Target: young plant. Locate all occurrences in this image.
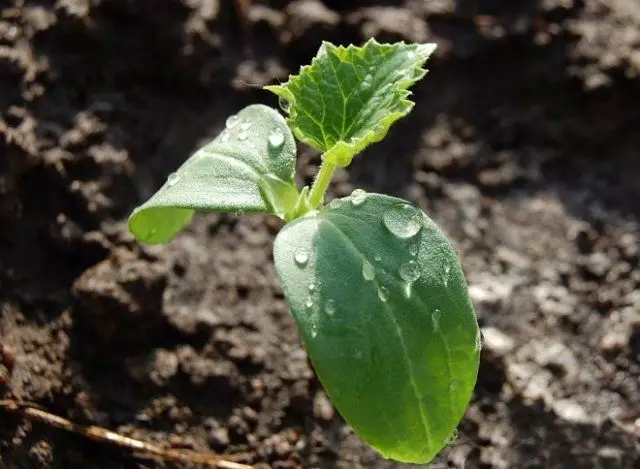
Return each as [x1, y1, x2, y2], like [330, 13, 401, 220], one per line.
[129, 40, 480, 464]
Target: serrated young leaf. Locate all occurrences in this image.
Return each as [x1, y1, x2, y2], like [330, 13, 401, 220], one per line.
[273, 193, 479, 463]
[265, 39, 436, 167]
[129, 105, 299, 244]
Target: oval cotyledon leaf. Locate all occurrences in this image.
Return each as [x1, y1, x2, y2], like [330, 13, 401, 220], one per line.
[273, 192, 480, 463]
[129, 104, 299, 244]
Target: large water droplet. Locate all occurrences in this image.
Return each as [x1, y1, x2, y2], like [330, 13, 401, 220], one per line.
[382, 203, 423, 239]
[325, 299, 336, 315]
[329, 199, 343, 210]
[238, 131, 248, 141]
[268, 128, 285, 149]
[445, 429, 459, 446]
[294, 249, 309, 267]
[398, 259, 421, 282]
[240, 122, 252, 131]
[378, 286, 390, 302]
[432, 308, 442, 331]
[362, 260, 375, 281]
[167, 172, 180, 187]
[350, 188, 367, 206]
[226, 115, 240, 129]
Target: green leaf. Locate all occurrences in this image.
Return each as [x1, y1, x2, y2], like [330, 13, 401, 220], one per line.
[129, 105, 299, 244]
[265, 39, 436, 167]
[273, 193, 479, 463]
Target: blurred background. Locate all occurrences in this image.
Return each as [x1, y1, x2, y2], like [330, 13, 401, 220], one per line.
[1, 1, 639, 468]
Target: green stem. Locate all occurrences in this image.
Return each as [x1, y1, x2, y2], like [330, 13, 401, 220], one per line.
[308, 159, 336, 208]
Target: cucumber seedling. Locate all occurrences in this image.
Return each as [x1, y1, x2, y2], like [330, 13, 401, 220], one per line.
[129, 39, 480, 464]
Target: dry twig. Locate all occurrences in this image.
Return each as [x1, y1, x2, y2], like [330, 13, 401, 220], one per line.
[0, 400, 252, 469]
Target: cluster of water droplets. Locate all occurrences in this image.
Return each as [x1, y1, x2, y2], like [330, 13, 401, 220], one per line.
[218, 113, 287, 152]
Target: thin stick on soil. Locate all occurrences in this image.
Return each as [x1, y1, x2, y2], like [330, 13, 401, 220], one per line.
[0, 400, 253, 469]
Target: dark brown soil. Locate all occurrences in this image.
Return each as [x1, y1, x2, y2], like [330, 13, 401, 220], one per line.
[1, 1, 639, 468]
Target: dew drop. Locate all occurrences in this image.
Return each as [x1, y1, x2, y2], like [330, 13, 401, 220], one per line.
[268, 128, 285, 149]
[279, 96, 291, 113]
[311, 325, 318, 338]
[445, 429, 458, 446]
[408, 243, 419, 257]
[329, 198, 343, 210]
[226, 115, 240, 129]
[378, 286, 390, 302]
[220, 130, 231, 143]
[238, 131, 248, 141]
[398, 259, 421, 282]
[374, 254, 382, 262]
[443, 264, 452, 287]
[167, 172, 180, 187]
[305, 298, 313, 309]
[308, 282, 315, 292]
[475, 330, 484, 352]
[361, 74, 372, 89]
[325, 299, 336, 315]
[406, 50, 416, 60]
[294, 249, 309, 267]
[432, 308, 442, 331]
[362, 260, 375, 281]
[240, 122, 252, 131]
[382, 203, 423, 239]
[350, 188, 368, 206]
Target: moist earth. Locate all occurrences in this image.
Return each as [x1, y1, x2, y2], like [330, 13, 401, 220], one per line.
[1, 1, 639, 468]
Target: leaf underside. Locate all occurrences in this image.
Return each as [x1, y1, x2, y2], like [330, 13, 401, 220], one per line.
[129, 105, 299, 244]
[273, 193, 479, 463]
[266, 39, 436, 167]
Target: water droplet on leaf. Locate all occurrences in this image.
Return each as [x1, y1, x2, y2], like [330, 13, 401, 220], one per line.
[398, 259, 421, 282]
[350, 188, 367, 206]
[325, 299, 336, 315]
[378, 286, 390, 302]
[238, 131, 248, 141]
[308, 282, 315, 292]
[268, 128, 285, 149]
[240, 122, 252, 131]
[329, 199, 343, 210]
[382, 203, 423, 239]
[432, 308, 442, 330]
[445, 429, 459, 445]
[362, 260, 375, 281]
[294, 249, 309, 267]
[305, 298, 313, 309]
[226, 115, 240, 129]
[374, 254, 382, 262]
[476, 330, 484, 352]
[220, 130, 231, 143]
[167, 172, 180, 186]
[279, 96, 291, 113]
